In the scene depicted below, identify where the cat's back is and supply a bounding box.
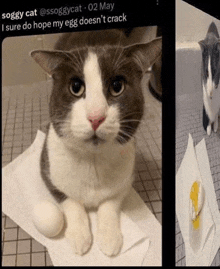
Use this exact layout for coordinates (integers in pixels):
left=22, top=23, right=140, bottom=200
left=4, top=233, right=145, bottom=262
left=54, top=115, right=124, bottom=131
left=54, top=29, right=127, bottom=51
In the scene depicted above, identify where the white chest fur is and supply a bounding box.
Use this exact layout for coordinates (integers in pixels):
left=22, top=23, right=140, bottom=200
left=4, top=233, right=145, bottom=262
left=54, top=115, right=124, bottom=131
left=203, top=82, right=220, bottom=122
left=47, top=125, right=135, bottom=208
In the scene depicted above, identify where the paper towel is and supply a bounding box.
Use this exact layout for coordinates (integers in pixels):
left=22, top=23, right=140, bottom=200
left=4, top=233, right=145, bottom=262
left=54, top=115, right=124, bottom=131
left=176, top=134, right=220, bottom=266
left=2, top=130, right=161, bottom=266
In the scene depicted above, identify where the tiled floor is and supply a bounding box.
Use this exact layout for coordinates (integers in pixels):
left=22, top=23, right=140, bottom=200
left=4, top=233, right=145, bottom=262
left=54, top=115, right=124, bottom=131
left=2, top=74, right=162, bottom=266
left=176, top=92, right=220, bottom=266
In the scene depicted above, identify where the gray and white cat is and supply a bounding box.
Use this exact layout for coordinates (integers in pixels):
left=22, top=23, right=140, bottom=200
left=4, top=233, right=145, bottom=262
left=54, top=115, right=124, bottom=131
left=31, top=29, right=162, bottom=256
left=199, top=22, right=220, bottom=135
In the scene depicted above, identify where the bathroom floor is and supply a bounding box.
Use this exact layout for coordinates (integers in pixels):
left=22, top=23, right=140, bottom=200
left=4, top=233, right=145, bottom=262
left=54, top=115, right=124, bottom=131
left=2, top=75, right=162, bottom=266
left=175, top=92, right=220, bottom=266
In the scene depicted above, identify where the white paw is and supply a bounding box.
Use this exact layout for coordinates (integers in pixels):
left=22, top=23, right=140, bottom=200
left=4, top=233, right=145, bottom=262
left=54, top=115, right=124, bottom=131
left=65, top=225, right=92, bottom=255
left=207, top=125, right=211, bottom=136
left=97, top=227, right=123, bottom=256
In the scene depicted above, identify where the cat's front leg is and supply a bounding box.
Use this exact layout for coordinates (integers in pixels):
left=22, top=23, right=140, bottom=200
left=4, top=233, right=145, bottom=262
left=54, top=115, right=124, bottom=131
left=214, top=113, right=219, bottom=133
left=97, top=198, right=123, bottom=256
left=207, top=122, right=212, bottom=136
left=62, top=198, right=92, bottom=255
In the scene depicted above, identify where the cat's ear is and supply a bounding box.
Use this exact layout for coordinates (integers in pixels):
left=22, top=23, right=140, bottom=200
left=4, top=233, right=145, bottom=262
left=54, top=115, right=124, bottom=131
left=30, top=50, right=72, bottom=76
left=124, top=37, right=162, bottom=70
left=198, top=40, right=206, bottom=51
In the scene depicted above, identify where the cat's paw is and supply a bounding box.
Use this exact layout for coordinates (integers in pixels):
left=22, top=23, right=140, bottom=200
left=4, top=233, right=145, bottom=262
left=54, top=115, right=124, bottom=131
left=65, top=225, right=92, bottom=255
left=207, top=125, right=211, bottom=136
left=97, top=227, right=123, bottom=256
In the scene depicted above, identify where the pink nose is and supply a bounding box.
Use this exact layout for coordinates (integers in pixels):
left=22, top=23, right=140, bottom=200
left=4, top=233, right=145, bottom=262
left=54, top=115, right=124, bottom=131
left=88, top=115, right=105, bottom=131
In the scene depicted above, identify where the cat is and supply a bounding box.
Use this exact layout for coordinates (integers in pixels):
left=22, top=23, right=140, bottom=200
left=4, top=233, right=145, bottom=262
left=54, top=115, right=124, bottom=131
left=199, top=22, right=220, bottom=135
left=31, top=28, right=162, bottom=256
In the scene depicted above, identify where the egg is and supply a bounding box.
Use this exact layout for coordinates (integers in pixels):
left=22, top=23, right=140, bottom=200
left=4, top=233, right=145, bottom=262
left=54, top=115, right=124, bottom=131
left=32, top=200, right=64, bottom=238
left=189, top=180, right=205, bottom=229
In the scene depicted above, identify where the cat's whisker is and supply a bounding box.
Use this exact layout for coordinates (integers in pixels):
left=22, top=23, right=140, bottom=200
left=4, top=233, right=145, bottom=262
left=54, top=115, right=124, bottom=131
left=63, top=51, right=76, bottom=62
left=120, top=125, right=143, bottom=136
left=69, top=50, right=84, bottom=68
left=120, top=119, right=141, bottom=123
left=120, top=126, right=138, bottom=132
left=120, top=111, right=143, bottom=121
left=112, top=40, right=123, bottom=68
left=112, top=38, right=127, bottom=69
left=132, top=54, right=145, bottom=73
left=117, top=131, right=134, bottom=144
left=76, top=48, right=84, bottom=66
left=116, top=134, right=127, bottom=144
left=118, top=129, right=133, bottom=138
left=113, top=54, right=127, bottom=70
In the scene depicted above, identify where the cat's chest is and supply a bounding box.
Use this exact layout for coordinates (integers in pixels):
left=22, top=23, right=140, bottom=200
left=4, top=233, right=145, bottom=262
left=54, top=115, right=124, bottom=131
left=203, top=83, right=220, bottom=119
left=47, top=126, right=135, bottom=207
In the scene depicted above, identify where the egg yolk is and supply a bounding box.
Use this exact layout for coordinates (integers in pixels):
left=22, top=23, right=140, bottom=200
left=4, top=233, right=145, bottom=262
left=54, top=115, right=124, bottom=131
left=190, top=181, right=200, bottom=229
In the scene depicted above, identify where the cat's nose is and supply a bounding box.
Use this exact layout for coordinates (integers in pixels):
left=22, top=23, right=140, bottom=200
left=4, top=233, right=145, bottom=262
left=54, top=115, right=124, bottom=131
left=88, top=114, right=106, bottom=131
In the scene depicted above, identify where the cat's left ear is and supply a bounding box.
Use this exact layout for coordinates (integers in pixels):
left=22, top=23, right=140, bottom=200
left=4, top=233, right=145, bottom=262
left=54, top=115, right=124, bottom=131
left=30, top=50, right=72, bottom=76
left=124, top=37, right=162, bottom=71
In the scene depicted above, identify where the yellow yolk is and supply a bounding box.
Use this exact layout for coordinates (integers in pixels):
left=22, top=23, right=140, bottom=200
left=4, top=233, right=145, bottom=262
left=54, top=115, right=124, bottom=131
left=190, top=181, right=200, bottom=229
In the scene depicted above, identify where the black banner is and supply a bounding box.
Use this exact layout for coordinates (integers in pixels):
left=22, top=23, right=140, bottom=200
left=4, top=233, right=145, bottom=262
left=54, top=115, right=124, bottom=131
left=1, top=0, right=161, bottom=39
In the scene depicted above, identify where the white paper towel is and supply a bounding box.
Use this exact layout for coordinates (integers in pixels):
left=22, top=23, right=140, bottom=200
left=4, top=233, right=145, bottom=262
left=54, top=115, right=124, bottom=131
left=2, top=130, right=161, bottom=266
left=176, top=134, right=220, bottom=266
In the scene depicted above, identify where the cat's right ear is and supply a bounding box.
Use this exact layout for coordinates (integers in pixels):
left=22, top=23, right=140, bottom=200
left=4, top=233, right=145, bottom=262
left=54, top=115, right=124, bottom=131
left=124, top=37, right=162, bottom=71
left=30, top=50, right=72, bottom=76
left=198, top=40, right=206, bottom=51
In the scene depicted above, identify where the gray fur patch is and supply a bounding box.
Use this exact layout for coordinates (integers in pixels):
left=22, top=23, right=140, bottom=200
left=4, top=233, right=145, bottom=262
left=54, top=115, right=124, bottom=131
left=40, top=128, right=67, bottom=203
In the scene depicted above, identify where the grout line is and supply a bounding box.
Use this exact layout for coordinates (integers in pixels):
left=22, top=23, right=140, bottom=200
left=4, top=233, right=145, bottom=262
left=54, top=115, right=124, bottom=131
left=15, top=225, right=19, bottom=266
left=3, top=250, right=47, bottom=256
left=30, top=238, right=32, bottom=266
left=44, top=247, right=47, bottom=266
left=2, top=215, right=6, bottom=257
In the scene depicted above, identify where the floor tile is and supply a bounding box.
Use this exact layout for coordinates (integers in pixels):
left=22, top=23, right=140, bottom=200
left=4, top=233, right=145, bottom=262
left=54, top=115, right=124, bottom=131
left=4, top=228, right=18, bottom=241
left=31, top=252, right=46, bottom=266
left=16, top=253, right=31, bottom=266
left=17, top=240, right=31, bottom=254
left=2, top=255, right=16, bottom=266
left=32, top=239, right=45, bottom=252
left=3, top=241, right=17, bottom=255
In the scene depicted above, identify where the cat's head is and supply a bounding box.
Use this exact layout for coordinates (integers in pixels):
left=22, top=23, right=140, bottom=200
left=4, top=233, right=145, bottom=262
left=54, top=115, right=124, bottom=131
left=31, top=37, right=162, bottom=151
left=199, top=27, right=220, bottom=99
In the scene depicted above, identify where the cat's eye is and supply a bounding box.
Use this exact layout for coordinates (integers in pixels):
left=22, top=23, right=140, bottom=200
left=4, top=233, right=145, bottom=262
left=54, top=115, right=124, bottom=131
left=69, top=78, right=85, bottom=97
left=109, top=77, right=125, bottom=97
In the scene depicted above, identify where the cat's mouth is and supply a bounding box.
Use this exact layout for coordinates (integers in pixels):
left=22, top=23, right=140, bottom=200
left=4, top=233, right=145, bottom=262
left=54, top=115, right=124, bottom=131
left=85, top=134, right=106, bottom=146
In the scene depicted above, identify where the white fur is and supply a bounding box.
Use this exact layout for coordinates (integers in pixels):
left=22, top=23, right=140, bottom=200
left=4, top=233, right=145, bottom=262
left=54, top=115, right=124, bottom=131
left=83, top=51, right=108, bottom=118
left=48, top=124, right=135, bottom=255
left=47, top=51, right=136, bottom=255
left=206, top=56, right=213, bottom=98
left=202, top=82, right=220, bottom=122
left=66, top=51, right=121, bottom=152
left=203, top=81, right=220, bottom=135
left=97, top=198, right=123, bottom=256
left=203, top=55, right=220, bottom=135
left=48, top=124, right=135, bottom=208
left=62, top=199, right=92, bottom=255
left=69, top=98, right=121, bottom=151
